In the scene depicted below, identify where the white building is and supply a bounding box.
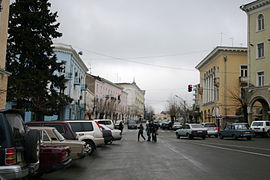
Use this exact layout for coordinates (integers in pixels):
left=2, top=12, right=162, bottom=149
left=116, top=81, right=145, bottom=120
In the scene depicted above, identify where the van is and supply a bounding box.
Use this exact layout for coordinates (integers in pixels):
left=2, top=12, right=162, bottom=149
left=250, top=120, right=270, bottom=137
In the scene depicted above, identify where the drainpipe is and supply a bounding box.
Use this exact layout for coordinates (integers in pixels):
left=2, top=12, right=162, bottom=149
left=224, top=56, right=228, bottom=121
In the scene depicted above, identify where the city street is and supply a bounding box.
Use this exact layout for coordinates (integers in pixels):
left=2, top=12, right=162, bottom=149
left=42, top=127, right=270, bottom=180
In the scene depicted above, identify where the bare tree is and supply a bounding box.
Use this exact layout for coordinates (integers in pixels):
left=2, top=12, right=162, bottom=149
left=166, top=96, right=179, bottom=124
left=145, top=105, right=154, bottom=121
left=228, top=88, right=248, bottom=123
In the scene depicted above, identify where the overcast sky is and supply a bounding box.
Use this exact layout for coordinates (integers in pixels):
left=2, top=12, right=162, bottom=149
left=50, top=0, right=252, bottom=113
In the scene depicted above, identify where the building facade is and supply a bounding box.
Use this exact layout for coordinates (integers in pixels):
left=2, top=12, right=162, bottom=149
left=241, top=0, right=270, bottom=123
left=196, top=46, right=247, bottom=126
left=86, top=74, right=128, bottom=122
left=0, top=0, right=11, bottom=109
left=116, top=81, right=145, bottom=121
left=50, top=43, right=89, bottom=120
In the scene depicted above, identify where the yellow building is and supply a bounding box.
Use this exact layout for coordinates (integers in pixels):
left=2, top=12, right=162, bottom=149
left=196, top=46, right=247, bottom=126
left=241, top=0, right=270, bottom=123
left=0, top=0, right=11, bottom=109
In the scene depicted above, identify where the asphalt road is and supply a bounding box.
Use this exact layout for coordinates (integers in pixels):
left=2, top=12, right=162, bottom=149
left=42, top=128, right=270, bottom=180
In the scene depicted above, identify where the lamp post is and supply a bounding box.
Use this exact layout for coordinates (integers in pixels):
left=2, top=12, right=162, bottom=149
left=175, top=95, right=188, bottom=124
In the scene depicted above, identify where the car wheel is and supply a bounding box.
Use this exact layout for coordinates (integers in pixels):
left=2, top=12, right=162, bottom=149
left=202, top=136, right=206, bottom=140
left=214, top=134, right=218, bottom=138
left=176, top=133, right=180, bottom=139
left=24, top=129, right=40, bottom=163
left=232, top=134, right=238, bottom=140
left=84, top=140, right=95, bottom=155
left=247, top=136, right=252, bottom=141
left=188, top=134, right=193, bottom=140
left=219, top=134, right=224, bottom=139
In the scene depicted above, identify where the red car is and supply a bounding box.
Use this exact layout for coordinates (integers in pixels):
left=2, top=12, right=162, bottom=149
left=38, top=145, right=72, bottom=174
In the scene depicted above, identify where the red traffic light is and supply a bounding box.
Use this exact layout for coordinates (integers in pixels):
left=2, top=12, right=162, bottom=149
left=188, top=84, right=193, bottom=92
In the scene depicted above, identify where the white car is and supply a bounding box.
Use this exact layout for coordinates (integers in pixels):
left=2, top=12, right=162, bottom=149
left=172, top=122, right=182, bottom=130
left=176, top=124, right=208, bottom=140
left=201, top=122, right=218, bottom=137
left=99, top=124, right=122, bottom=141
left=94, top=119, right=114, bottom=130
left=65, top=120, right=104, bottom=154
left=250, top=120, right=270, bottom=137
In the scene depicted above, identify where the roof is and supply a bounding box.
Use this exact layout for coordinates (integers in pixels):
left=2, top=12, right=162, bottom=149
left=116, top=82, right=146, bottom=95
left=52, top=43, right=88, bottom=72
left=88, top=74, right=124, bottom=90
left=240, top=0, right=270, bottom=13
left=195, top=46, right=247, bottom=70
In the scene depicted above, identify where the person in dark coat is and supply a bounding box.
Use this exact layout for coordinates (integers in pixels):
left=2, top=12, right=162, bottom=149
left=146, top=121, right=153, bottom=141
left=152, top=122, right=159, bottom=142
left=138, top=123, right=146, bottom=141
left=119, top=121, right=124, bottom=135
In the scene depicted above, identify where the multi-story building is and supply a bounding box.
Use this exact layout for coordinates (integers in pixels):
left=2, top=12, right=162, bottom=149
left=0, top=0, right=11, bottom=109
left=195, top=46, right=247, bottom=126
left=86, top=74, right=128, bottom=122
left=116, top=81, right=145, bottom=121
left=241, top=0, right=270, bottom=123
left=51, top=43, right=89, bottom=120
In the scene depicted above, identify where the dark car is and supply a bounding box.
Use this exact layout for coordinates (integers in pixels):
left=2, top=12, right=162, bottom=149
left=0, top=109, right=40, bottom=179
left=219, top=123, right=255, bottom=140
left=26, top=121, right=77, bottom=140
left=99, top=124, right=114, bottom=144
left=160, top=120, right=173, bottom=130
left=127, top=120, right=137, bottom=129
left=39, top=145, right=72, bottom=174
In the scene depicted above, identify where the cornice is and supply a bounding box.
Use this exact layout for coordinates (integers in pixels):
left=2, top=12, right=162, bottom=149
left=240, top=0, right=270, bottom=13
left=195, top=46, right=247, bottom=70
left=52, top=43, right=88, bottom=72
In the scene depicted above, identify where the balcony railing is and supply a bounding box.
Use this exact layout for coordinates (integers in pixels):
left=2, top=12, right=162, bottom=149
left=239, top=76, right=248, bottom=86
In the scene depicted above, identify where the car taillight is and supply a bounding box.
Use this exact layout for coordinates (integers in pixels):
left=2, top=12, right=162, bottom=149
left=95, top=121, right=103, bottom=132
left=191, top=130, right=197, bottom=133
left=60, top=151, right=68, bottom=160
left=5, top=148, right=16, bottom=165
left=216, top=127, right=219, bottom=131
left=109, top=131, right=112, bottom=136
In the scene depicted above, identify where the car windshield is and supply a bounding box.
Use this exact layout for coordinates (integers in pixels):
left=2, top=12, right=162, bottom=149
left=191, top=124, right=203, bottom=128
left=6, top=113, right=25, bottom=146
left=129, top=121, right=136, bottom=125
left=234, top=124, right=249, bottom=129
left=53, top=129, right=65, bottom=141
left=204, top=123, right=216, bottom=127
left=252, top=122, right=263, bottom=126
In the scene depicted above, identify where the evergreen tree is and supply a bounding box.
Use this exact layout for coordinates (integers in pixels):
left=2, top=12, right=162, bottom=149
left=6, top=0, right=72, bottom=121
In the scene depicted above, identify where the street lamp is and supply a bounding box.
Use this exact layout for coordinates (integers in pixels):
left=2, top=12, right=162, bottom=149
left=175, top=95, right=188, bottom=124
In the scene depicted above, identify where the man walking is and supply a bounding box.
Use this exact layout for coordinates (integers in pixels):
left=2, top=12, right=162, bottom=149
left=138, top=123, right=146, bottom=141
left=119, top=121, right=124, bottom=135
left=152, top=121, right=159, bottom=142
left=146, top=121, right=154, bottom=141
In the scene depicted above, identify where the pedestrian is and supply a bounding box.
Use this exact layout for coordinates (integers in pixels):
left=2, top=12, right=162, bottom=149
left=119, top=121, right=124, bottom=135
left=152, top=121, right=159, bottom=142
left=138, top=123, right=146, bottom=141
left=146, top=121, right=153, bottom=141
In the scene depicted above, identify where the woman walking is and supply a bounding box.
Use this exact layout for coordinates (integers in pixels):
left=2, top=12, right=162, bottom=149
left=138, top=123, right=146, bottom=141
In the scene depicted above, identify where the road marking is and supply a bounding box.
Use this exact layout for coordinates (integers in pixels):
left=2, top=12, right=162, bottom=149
left=190, top=142, right=270, bottom=158
left=197, top=142, right=270, bottom=151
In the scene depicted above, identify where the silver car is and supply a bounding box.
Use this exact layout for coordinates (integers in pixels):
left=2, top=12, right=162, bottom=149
left=201, top=122, right=218, bottom=137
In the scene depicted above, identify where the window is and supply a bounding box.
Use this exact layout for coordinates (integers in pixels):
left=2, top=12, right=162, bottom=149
left=257, top=72, right=264, bottom=86
left=257, top=14, right=264, bottom=31
left=240, top=65, right=248, bottom=77
left=257, top=43, right=264, bottom=58
left=42, top=131, right=50, bottom=141
left=81, top=122, right=93, bottom=131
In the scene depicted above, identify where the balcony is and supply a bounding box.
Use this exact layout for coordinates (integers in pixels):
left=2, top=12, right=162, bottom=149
left=65, top=72, right=72, bottom=79
left=239, top=76, right=248, bottom=87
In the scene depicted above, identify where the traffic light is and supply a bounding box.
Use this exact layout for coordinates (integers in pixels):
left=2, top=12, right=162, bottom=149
left=188, top=84, right=193, bottom=92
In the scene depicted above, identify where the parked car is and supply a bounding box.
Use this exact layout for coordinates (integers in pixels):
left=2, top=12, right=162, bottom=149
left=29, top=126, right=87, bottom=160
left=66, top=120, right=104, bottom=154
left=114, top=120, right=123, bottom=129
left=219, top=123, right=255, bottom=140
left=250, top=120, right=270, bottom=137
left=154, top=120, right=162, bottom=127
left=94, top=119, right=114, bottom=130
left=98, top=124, right=114, bottom=144
left=176, top=124, right=208, bottom=140
left=160, top=120, right=173, bottom=130
left=172, top=122, right=182, bottom=130
left=0, top=109, right=40, bottom=179
left=26, top=121, right=77, bottom=140
left=201, top=122, right=218, bottom=137
left=127, top=120, right=137, bottom=129
left=100, top=124, right=122, bottom=141
left=39, top=145, right=72, bottom=174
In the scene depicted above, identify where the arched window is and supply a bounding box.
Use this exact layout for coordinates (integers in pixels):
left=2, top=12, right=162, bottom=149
left=258, top=14, right=264, bottom=31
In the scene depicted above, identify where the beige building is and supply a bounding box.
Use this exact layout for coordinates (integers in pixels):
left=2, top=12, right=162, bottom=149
left=196, top=46, right=247, bottom=126
left=0, top=0, right=11, bottom=109
left=241, top=0, right=270, bottom=123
